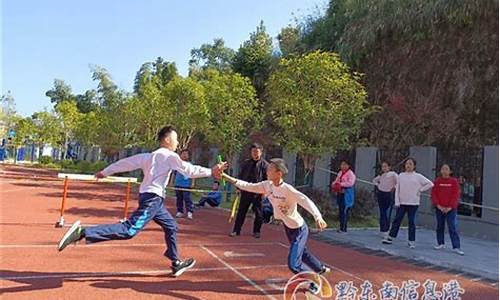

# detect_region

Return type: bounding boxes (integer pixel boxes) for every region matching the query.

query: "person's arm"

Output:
[168,154,214,179]
[97,154,145,177]
[340,171,356,187]
[287,185,327,231]
[431,179,441,209]
[372,175,381,186]
[222,173,267,195]
[391,172,398,191]
[451,179,461,210]
[331,172,341,189]
[418,174,434,192]
[394,176,400,207]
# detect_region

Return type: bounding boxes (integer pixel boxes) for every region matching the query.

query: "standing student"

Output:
[222,158,330,295]
[432,164,464,255]
[331,160,356,233]
[230,143,269,238]
[57,126,227,277]
[382,158,434,248]
[173,149,195,219]
[372,161,398,236]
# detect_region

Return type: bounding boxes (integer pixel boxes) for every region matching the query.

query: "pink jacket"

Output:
[332,169,356,188]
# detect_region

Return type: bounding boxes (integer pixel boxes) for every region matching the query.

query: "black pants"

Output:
[233,193,263,234]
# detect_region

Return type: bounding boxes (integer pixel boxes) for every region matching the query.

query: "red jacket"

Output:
[431,177,461,209]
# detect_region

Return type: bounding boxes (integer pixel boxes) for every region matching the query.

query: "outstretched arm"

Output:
[222,173,266,195]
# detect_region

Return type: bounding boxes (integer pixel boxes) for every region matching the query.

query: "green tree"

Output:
[277,26,303,57]
[32,110,61,149]
[163,77,209,150]
[200,69,261,162]
[232,21,273,99]
[189,38,236,73]
[45,79,75,105]
[55,100,82,160]
[0,91,17,137]
[11,116,36,162]
[268,51,374,180]
[75,90,99,113]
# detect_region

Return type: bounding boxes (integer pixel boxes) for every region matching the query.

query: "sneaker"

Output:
[252,232,261,239]
[308,282,320,295]
[380,231,389,237]
[171,258,196,277]
[453,248,465,256]
[382,237,393,244]
[319,265,331,275]
[229,232,240,237]
[58,220,84,252]
[408,241,416,249]
[175,212,184,218]
[434,244,445,250]
[187,212,193,220]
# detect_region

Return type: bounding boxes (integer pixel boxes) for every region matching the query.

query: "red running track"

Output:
[0,165,497,299]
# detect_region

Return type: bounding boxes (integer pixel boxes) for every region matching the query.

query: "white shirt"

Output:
[373,171,398,192]
[395,172,434,206]
[234,180,322,229]
[102,148,212,198]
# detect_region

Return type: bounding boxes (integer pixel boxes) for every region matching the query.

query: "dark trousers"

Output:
[232,193,263,234]
[337,193,351,232]
[284,224,324,274]
[377,191,393,232]
[436,208,461,249]
[389,205,418,241]
[85,193,179,261]
[176,187,193,213]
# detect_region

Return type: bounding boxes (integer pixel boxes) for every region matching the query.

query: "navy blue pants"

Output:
[376,191,393,232]
[284,224,324,274]
[336,194,351,232]
[85,193,179,261]
[198,196,219,207]
[176,188,193,213]
[389,205,418,241]
[435,208,461,249]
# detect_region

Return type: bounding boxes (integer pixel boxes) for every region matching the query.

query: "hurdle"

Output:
[55,173,138,228]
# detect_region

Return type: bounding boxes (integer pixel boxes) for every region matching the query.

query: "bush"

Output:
[39,156,53,165]
[350,187,377,219]
[60,160,76,170]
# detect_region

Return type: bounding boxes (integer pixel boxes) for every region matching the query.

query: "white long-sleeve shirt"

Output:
[102,148,212,198]
[234,180,322,229]
[395,172,434,206]
[373,171,398,192]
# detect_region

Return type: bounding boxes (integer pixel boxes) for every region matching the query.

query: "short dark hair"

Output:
[250,143,263,150]
[381,161,391,166]
[269,158,288,175]
[404,157,417,166]
[157,125,176,142]
[340,160,351,166]
[180,149,190,156]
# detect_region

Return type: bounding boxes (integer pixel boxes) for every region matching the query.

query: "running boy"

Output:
[57,125,226,277]
[222,158,330,294]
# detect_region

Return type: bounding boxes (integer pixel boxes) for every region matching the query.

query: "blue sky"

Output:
[2,0,325,116]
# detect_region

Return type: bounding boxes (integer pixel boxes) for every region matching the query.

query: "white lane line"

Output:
[0,264,288,281]
[0,242,286,249]
[201,245,277,300]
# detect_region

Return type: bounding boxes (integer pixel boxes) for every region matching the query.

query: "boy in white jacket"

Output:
[382,158,433,248]
[58,126,227,277]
